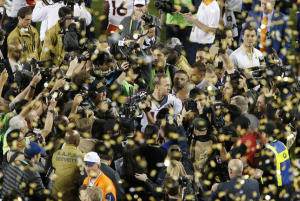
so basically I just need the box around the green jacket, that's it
[40,22,65,66]
[52,144,84,201]
[7,25,41,63]
[165,0,194,26]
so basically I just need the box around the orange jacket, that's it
[83,172,117,201]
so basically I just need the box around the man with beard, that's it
[172,70,189,95]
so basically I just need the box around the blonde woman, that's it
[79,185,103,201]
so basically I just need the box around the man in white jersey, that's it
[141,73,182,133]
[100,0,133,35]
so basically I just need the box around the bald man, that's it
[211,159,260,201]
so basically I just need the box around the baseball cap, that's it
[84,152,101,166]
[134,0,148,6]
[24,142,46,158]
[192,118,208,131]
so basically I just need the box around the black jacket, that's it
[0,153,49,200]
[100,162,126,201]
[210,176,260,201]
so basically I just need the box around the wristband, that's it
[144,107,151,112]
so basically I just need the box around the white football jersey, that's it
[107,0,134,26]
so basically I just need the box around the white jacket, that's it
[32,1,92,41]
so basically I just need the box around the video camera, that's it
[154,0,190,14]
[210,101,227,130]
[246,63,295,88]
[119,91,148,119]
[110,39,145,74]
[141,14,156,28]
[61,16,87,53]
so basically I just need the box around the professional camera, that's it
[141,14,156,28]
[247,63,295,89]
[62,16,87,53]
[110,40,146,73]
[155,0,190,14]
[210,102,227,130]
[119,91,148,119]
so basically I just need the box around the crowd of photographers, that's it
[0,0,299,200]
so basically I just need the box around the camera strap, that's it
[129,15,134,35]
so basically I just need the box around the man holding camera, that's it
[40,6,73,66]
[118,0,148,39]
[7,6,41,63]
[118,0,160,41]
[32,0,92,42]
[149,44,178,91]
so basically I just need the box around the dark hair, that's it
[243,25,257,35]
[175,70,188,77]
[226,104,241,123]
[151,43,169,55]
[233,115,250,130]
[14,100,29,114]
[161,123,178,140]
[278,109,295,124]
[189,88,206,99]
[156,107,170,121]
[191,61,206,74]
[120,118,135,135]
[53,115,69,137]
[91,119,107,139]
[58,6,73,19]
[144,124,159,140]
[215,27,232,41]
[6,129,22,148]
[17,6,33,18]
